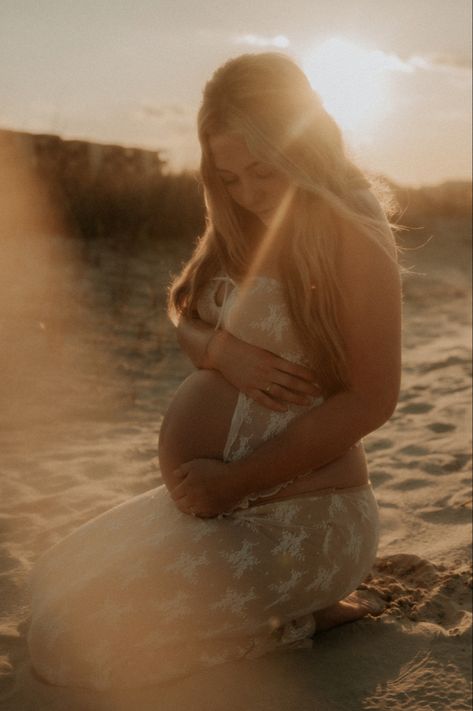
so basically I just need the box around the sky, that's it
[1,0,471,187]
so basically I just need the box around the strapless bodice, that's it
[196,274,328,512]
[197,274,313,370]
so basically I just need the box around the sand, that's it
[0,216,471,710]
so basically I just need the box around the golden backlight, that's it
[302,37,404,138]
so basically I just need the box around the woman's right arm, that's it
[176,314,320,411]
[175,312,218,370]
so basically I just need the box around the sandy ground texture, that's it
[0,216,471,711]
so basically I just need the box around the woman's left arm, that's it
[226,223,402,499]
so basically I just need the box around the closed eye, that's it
[218,163,275,186]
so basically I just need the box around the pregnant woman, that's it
[28,53,402,690]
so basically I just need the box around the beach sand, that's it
[0,217,471,710]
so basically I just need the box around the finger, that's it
[170,481,190,500]
[271,370,321,397]
[270,373,321,398]
[266,382,314,406]
[248,389,288,412]
[172,466,190,478]
[170,469,187,484]
[272,358,319,385]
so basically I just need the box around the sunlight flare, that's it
[302,37,407,137]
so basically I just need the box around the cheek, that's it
[225,185,245,206]
[269,177,291,202]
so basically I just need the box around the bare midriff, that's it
[158,369,369,509]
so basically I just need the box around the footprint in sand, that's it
[419,506,473,525]
[405,453,471,476]
[420,354,469,373]
[428,422,456,433]
[399,402,434,415]
[389,478,430,491]
[364,438,393,453]
[367,555,472,629]
[399,444,430,456]
[441,453,471,473]
[368,469,392,485]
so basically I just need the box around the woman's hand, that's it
[207,329,321,412]
[169,458,243,518]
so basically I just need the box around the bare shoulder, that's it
[344,188,398,262]
[335,189,402,303]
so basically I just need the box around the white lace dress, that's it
[27,274,380,690]
[197,274,363,510]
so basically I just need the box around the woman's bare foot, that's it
[313,592,385,634]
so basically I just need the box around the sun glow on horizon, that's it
[302,37,408,140]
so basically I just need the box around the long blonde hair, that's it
[168,52,403,395]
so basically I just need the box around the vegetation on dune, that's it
[1,128,471,256]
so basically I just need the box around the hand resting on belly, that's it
[158,368,369,509]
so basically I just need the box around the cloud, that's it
[234,34,290,48]
[138,102,192,120]
[406,52,471,74]
[367,49,413,73]
[129,101,200,170]
[133,102,196,136]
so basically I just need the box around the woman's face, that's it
[209,132,292,226]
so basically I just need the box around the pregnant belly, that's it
[158,369,369,505]
[158,369,238,485]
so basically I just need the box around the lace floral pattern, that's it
[28,484,379,689]
[27,272,378,690]
[201,275,327,511]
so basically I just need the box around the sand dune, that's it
[0,219,471,710]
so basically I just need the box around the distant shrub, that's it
[1,129,206,253]
[391,180,472,223]
[2,129,470,255]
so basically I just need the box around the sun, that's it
[302,37,400,140]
